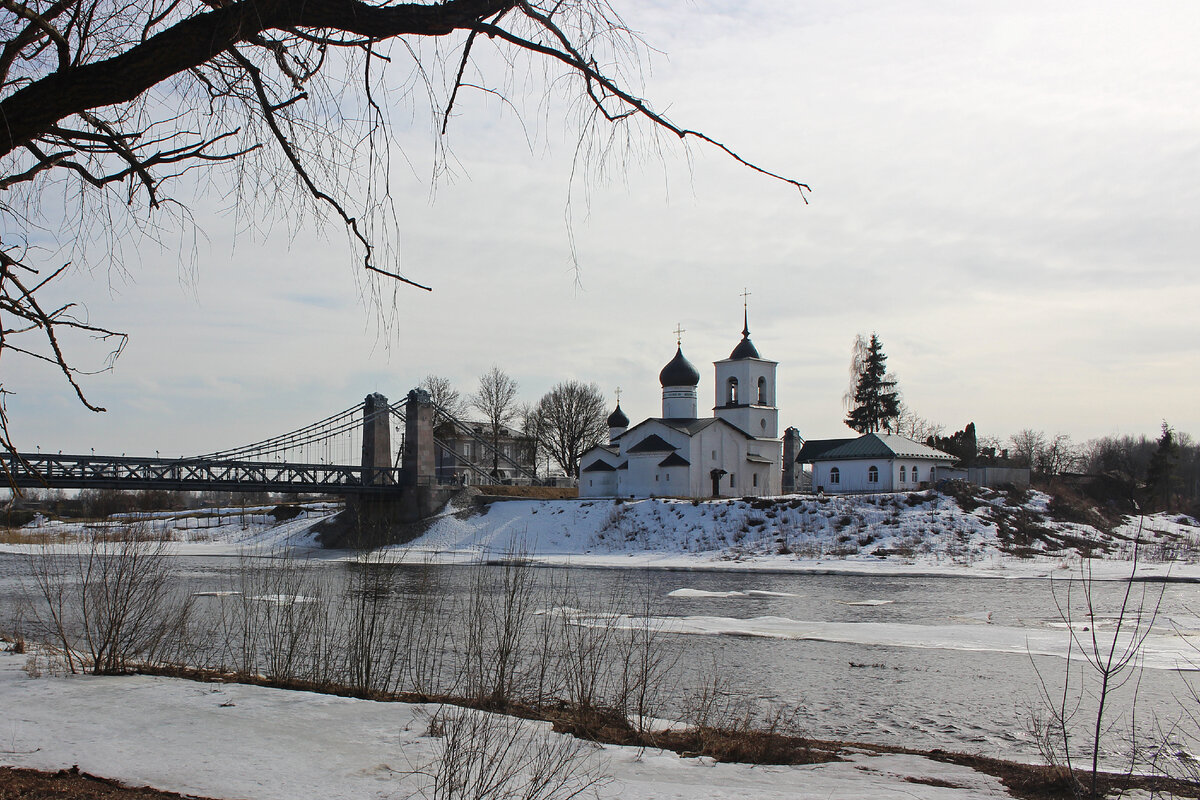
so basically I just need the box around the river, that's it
[2,551,1197,767]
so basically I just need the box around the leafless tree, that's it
[471,366,519,479]
[0,0,809,459]
[420,374,467,427]
[1036,433,1080,479]
[529,380,606,479]
[1009,429,1048,469]
[894,402,943,443]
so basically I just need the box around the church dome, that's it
[729,310,761,360]
[659,346,700,387]
[606,403,629,428]
[729,335,760,360]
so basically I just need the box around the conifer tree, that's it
[1146,421,1180,510]
[845,334,901,434]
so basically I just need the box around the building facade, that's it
[579,316,783,498]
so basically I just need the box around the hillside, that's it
[3,487,1197,579]
[405,485,1200,579]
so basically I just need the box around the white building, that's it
[799,433,956,494]
[579,317,782,498]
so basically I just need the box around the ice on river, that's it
[668,588,798,599]
[579,612,1200,672]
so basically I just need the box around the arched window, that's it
[726,377,739,405]
[912,466,919,483]
[829,467,840,484]
[868,465,879,483]
[900,466,907,483]
[757,377,767,404]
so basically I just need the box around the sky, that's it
[6,0,1200,457]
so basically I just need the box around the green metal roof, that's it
[817,433,955,462]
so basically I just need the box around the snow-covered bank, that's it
[398,490,1200,581]
[0,649,1014,799]
[3,490,1199,581]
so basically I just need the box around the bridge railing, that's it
[4,453,405,495]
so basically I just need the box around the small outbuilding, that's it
[799,433,956,494]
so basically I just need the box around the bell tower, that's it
[713,301,778,439]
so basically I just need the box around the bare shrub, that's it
[26,525,192,674]
[344,551,406,696]
[460,554,538,706]
[1030,524,1164,797]
[407,707,608,800]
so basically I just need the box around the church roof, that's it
[606,403,629,428]
[659,346,700,387]
[729,336,760,360]
[658,452,691,467]
[625,434,677,453]
[811,433,957,463]
[745,453,774,464]
[795,438,854,463]
[729,308,762,360]
[581,459,617,472]
[618,416,757,444]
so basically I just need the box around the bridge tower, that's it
[402,388,435,485]
[361,393,393,485]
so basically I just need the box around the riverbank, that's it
[2,488,1198,580]
[8,648,1200,800]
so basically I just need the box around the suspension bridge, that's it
[1,389,540,503]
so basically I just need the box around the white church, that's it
[579,315,783,498]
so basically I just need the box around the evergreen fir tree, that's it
[845,334,901,434]
[1146,421,1180,510]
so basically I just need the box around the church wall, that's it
[582,470,618,497]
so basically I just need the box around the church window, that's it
[900,466,907,483]
[757,377,767,404]
[666,473,671,482]
[912,466,919,482]
[726,377,739,405]
[830,467,840,484]
[730,473,736,488]
[753,473,759,488]
[712,450,716,460]
[868,466,879,483]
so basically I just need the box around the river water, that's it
[2,552,1197,766]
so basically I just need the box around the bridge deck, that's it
[4,454,410,495]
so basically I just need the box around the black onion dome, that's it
[607,404,629,428]
[659,346,701,387]
[729,310,761,359]
[729,335,760,360]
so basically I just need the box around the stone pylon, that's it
[402,388,435,486]
[361,393,393,485]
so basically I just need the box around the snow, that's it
[0,650,1013,799]
[3,491,1198,582]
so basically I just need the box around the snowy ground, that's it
[0,649,1017,799]
[3,491,1199,581]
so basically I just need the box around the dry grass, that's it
[0,765,221,800]
[477,485,578,499]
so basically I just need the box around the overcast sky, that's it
[7,1,1200,457]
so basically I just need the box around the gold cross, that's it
[615,386,622,404]
[740,287,752,310]
[674,324,685,346]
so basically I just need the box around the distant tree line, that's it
[422,370,608,483]
[9,488,297,519]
